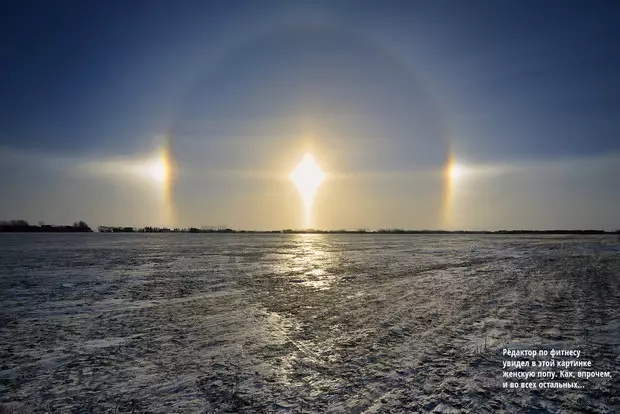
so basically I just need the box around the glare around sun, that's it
[147,157,168,183]
[449,163,466,180]
[289,154,325,209]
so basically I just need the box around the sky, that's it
[1,0,619,230]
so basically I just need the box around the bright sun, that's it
[290,154,325,226]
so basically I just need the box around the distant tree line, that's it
[93,226,619,235]
[278,229,617,235]
[0,220,93,232]
[97,226,235,233]
[2,220,617,235]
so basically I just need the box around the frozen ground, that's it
[0,233,618,413]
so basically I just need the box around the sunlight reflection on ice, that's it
[271,234,337,290]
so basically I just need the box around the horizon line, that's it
[1,220,619,234]
[97,227,620,234]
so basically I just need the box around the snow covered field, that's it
[0,234,618,413]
